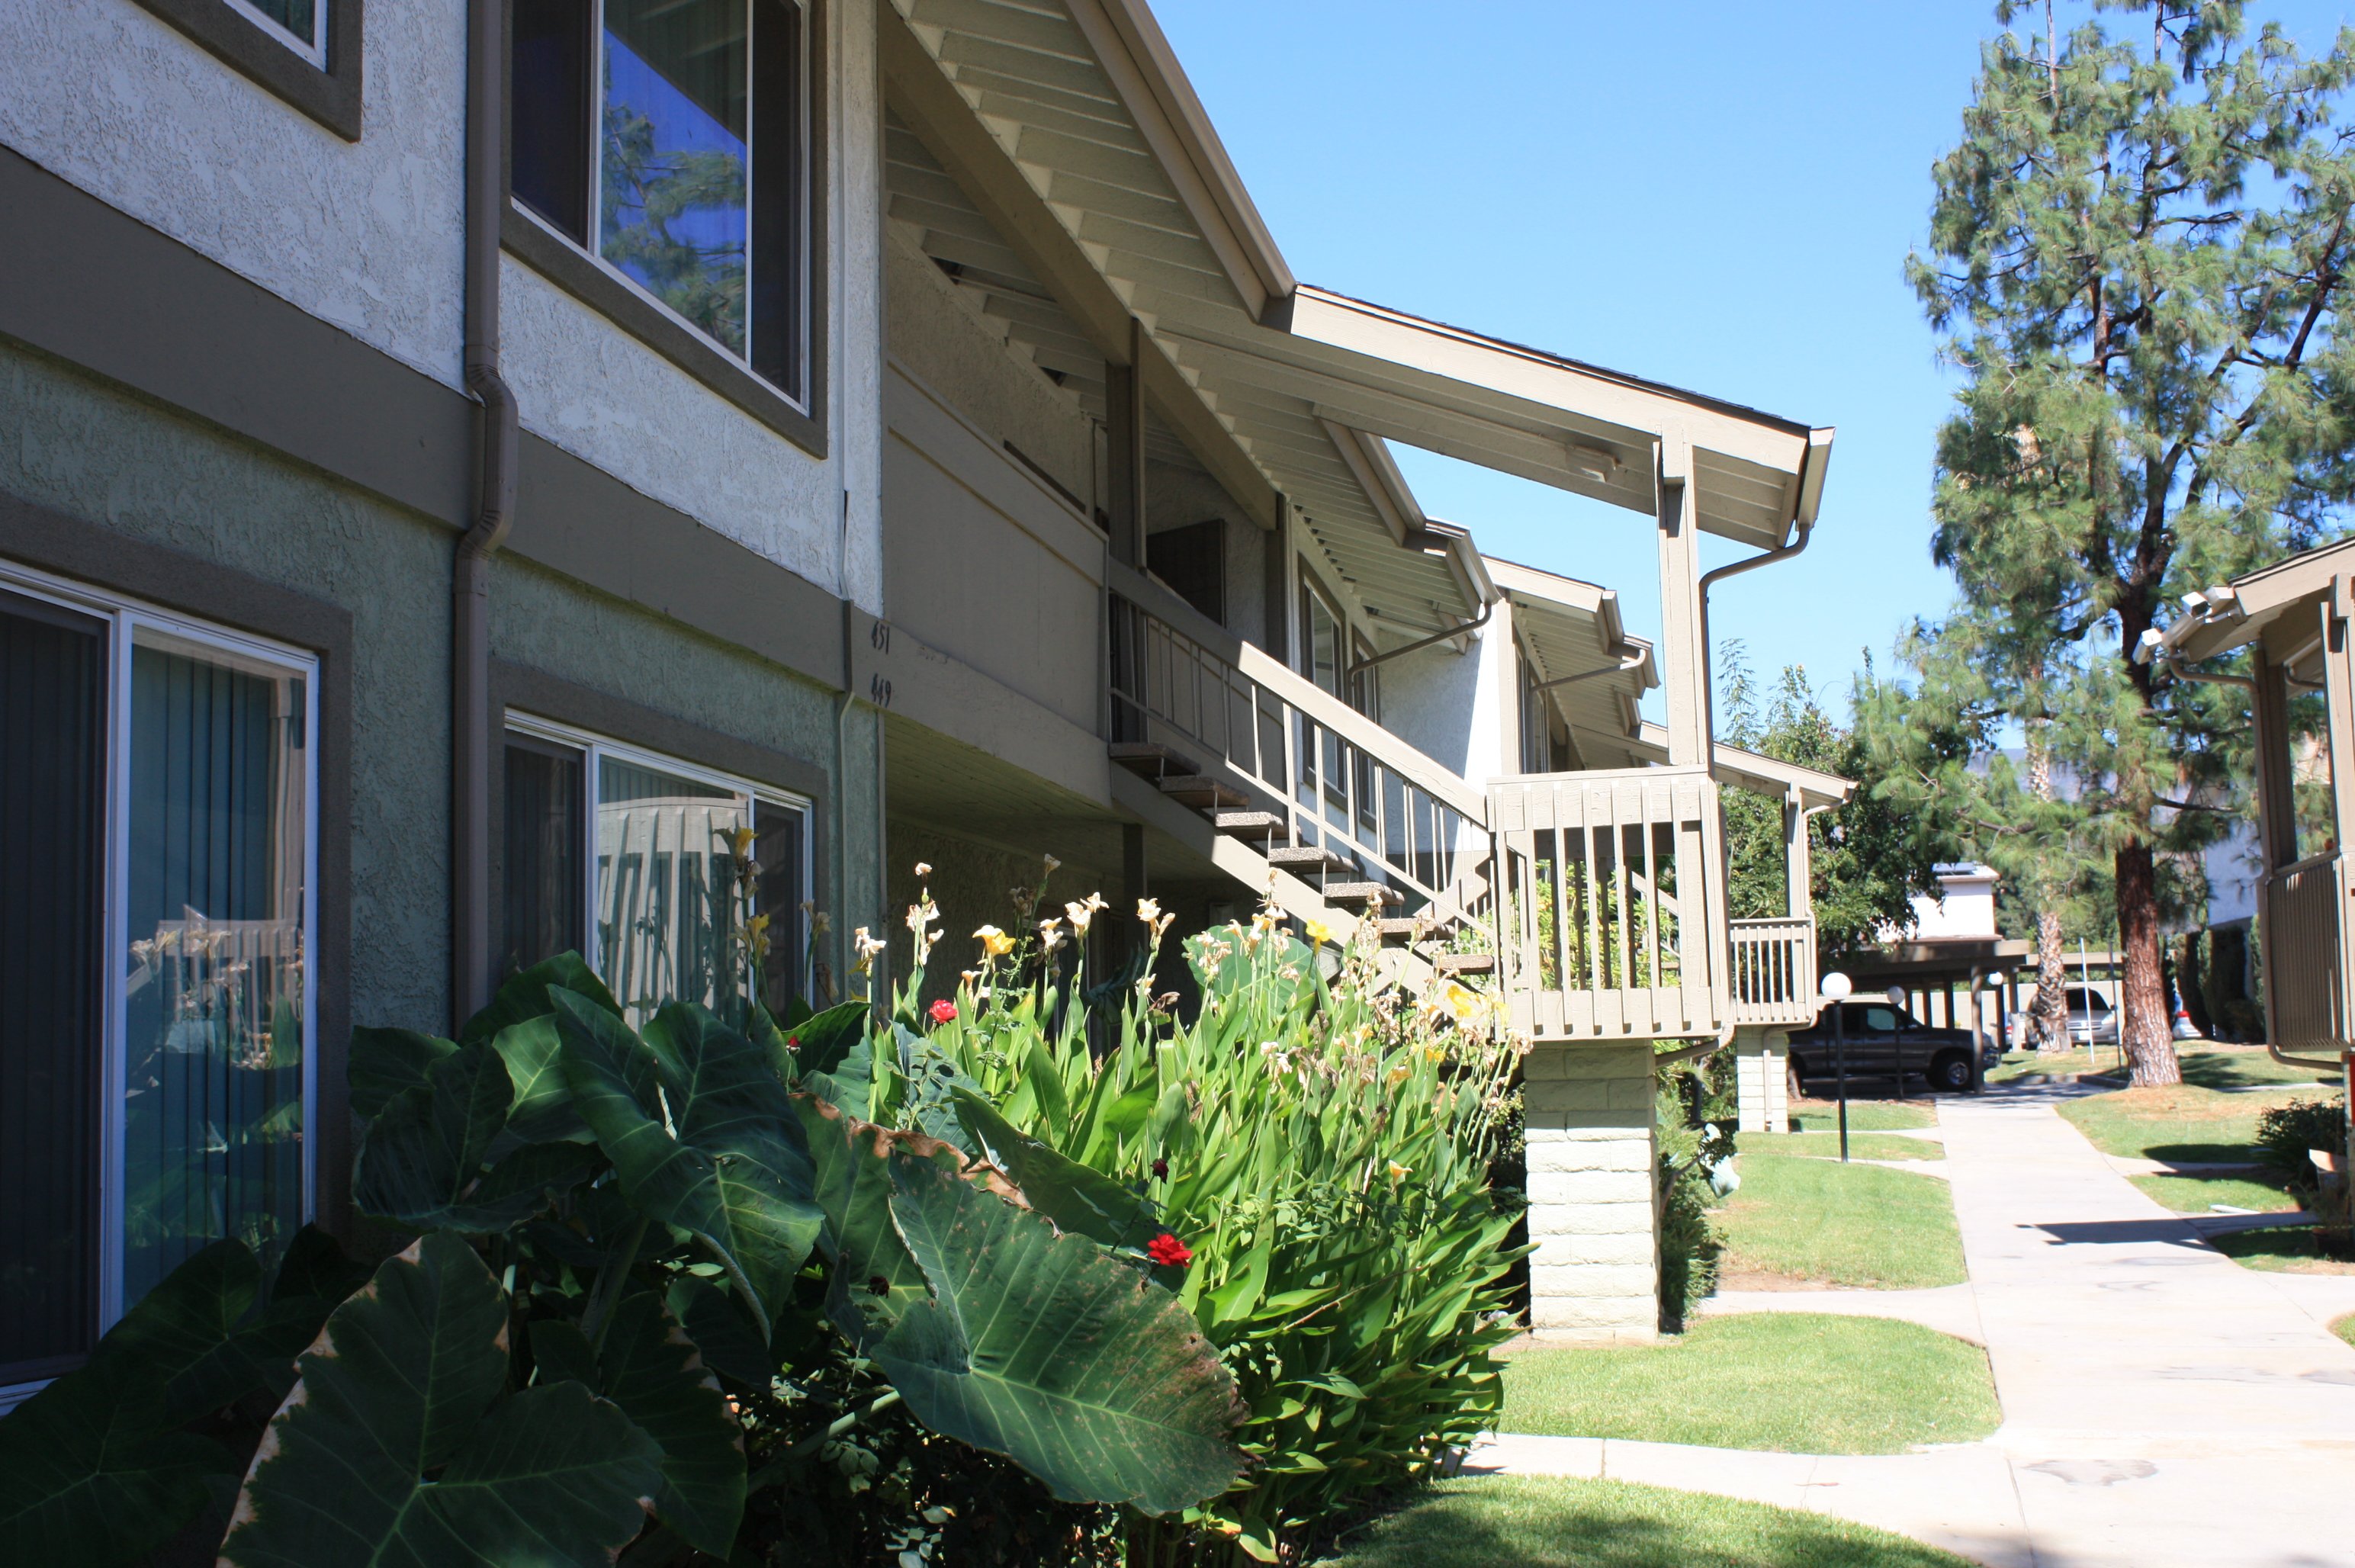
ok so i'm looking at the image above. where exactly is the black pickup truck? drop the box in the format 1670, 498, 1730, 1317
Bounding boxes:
1785, 1001, 2003, 1095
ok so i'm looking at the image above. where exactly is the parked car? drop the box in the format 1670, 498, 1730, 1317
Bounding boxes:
1787, 1001, 2002, 1095
2008, 983, 2122, 1048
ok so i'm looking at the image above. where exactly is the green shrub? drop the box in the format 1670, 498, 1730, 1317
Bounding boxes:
1655, 1051, 1734, 1328
2257, 1095, 2349, 1219
906, 894, 1524, 1565
0, 955, 1242, 1566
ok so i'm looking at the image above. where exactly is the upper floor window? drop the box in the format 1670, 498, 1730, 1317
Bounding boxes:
1, 566, 317, 1398
503, 716, 811, 1029
228, 0, 326, 66
512, 0, 811, 403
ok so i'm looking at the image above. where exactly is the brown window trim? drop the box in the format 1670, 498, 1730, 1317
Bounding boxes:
500, 0, 830, 460
486, 659, 832, 983
131, 0, 364, 142
0, 494, 357, 1242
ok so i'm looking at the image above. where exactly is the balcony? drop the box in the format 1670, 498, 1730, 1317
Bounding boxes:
1490, 767, 1730, 1041
1728, 915, 1820, 1029
2266, 852, 2350, 1051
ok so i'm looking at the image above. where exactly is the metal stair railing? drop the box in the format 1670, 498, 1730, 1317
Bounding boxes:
1106, 564, 1493, 940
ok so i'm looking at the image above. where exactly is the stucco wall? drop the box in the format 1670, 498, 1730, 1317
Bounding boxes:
1523, 1041, 1659, 1341
1376, 631, 1486, 777
0, 0, 885, 612
0, 336, 452, 1034
0, 0, 467, 389
882, 230, 1093, 508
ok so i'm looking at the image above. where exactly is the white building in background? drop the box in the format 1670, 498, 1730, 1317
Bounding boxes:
1907, 864, 2001, 940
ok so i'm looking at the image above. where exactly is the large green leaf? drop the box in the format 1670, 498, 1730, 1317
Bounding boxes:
553, 992, 824, 1335
791, 1096, 957, 1346
0, 1233, 362, 1565
489, 1014, 591, 1148
348, 1028, 457, 1120
0, 1354, 231, 1566
597, 1292, 744, 1556
458, 952, 623, 1049
220, 1235, 661, 1567
869, 1149, 1245, 1515
787, 999, 872, 1076
353, 1043, 588, 1233
953, 1090, 1162, 1253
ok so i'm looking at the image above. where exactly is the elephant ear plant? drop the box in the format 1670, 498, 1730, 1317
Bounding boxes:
0, 955, 1245, 1566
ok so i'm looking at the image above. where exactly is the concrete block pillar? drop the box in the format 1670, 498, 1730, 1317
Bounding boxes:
1523, 1041, 1659, 1341
1733, 1027, 1791, 1133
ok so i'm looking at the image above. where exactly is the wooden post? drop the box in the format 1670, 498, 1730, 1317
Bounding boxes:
2251, 644, 2299, 875
1654, 427, 1711, 768
1262, 493, 1292, 662
1782, 790, 1810, 920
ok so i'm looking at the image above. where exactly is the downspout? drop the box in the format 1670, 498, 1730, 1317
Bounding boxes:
1698, 516, 1813, 649
1531, 647, 1648, 692
453, 0, 520, 1029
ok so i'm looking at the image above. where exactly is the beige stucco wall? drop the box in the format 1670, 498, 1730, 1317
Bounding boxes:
1524, 1041, 1659, 1340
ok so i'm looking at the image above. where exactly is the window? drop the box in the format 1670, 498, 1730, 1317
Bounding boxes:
512, 0, 811, 403
0, 567, 317, 1396
1301, 580, 1344, 701
1148, 519, 1225, 626
502, 717, 810, 1028
227, 0, 326, 66
130, 0, 361, 140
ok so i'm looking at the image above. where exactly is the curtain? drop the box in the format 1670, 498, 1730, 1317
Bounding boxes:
121, 637, 307, 1309
503, 737, 586, 976
0, 591, 106, 1382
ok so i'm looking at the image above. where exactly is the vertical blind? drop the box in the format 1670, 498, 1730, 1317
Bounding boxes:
0, 592, 106, 1383
121, 635, 308, 1309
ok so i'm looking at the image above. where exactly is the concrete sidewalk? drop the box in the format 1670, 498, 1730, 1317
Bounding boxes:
1482, 1081, 2355, 1567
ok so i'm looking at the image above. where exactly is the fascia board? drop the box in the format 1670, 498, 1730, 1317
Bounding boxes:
1079, 0, 1295, 307
1280, 288, 1818, 478
1634, 721, 1855, 808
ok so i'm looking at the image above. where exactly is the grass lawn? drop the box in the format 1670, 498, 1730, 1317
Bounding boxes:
1499, 1314, 1998, 1455
2208, 1226, 2355, 1276
1746, 1131, 1943, 1162
2058, 1081, 2334, 1165
1987, 1046, 2107, 1084
1719, 1154, 1968, 1289
2128, 1171, 2299, 1215
1317, 1475, 1977, 1568
2336, 1315, 2355, 1348
1788, 1097, 1937, 1133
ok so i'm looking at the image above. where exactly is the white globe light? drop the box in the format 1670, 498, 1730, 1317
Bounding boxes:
1820, 972, 1852, 1001
1887, 985, 1908, 1008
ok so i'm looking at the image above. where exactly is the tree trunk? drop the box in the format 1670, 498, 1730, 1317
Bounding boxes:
2115, 841, 2181, 1088
2026, 738, 2071, 1052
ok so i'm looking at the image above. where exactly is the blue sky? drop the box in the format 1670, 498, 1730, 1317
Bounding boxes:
1157, 1, 2355, 722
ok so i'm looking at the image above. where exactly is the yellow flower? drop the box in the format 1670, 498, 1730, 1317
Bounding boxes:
1303, 918, 1335, 948
1043, 853, 1062, 874
973, 924, 1015, 959
913, 861, 932, 879
1038, 917, 1066, 953
729, 826, 757, 859
1386, 1062, 1412, 1084
1437, 979, 1482, 1025
1386, 1161, 1412, 1183
1136, 898, 1161, 924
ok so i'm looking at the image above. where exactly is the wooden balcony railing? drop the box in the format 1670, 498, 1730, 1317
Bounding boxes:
2265, 851, 2353, 1051
1491, 767, 1729, 1041
1728, 916, 1818, 1029
1107, 571, 1493, 934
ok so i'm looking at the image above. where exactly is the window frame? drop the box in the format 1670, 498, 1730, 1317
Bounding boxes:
503, 710, 815, 1007
131, 0, 364, 141
0, 559, 321, 1405
503, 0, 828, 456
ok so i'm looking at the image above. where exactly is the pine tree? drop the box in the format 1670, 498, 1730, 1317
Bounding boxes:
1903, 0, 2355, 1087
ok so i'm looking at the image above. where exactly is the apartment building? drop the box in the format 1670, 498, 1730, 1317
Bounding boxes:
0, 0, 1836, 1395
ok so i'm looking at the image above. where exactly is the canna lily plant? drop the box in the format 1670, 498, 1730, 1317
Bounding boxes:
893, 887, 1527, 1565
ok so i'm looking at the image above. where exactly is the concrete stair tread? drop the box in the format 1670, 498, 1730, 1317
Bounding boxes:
1321, 882, 1402, 908
1266, 846, 1352, 873
1157, 775, 1251, 808
1434, 953, 1496, 974
1209, 810, 1284, 840
1109, 741, 1202, 779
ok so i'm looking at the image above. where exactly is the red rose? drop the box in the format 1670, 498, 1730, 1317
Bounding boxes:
787, 1035, 801, 1050
928, 999, 957, 1024
1146, 1233, 1194, 1268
